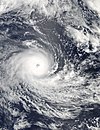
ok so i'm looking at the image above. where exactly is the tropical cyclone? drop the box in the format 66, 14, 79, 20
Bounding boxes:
0, 0, 100, 130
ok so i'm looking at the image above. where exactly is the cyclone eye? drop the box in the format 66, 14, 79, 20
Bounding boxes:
30, 53, 50, 78
36, 64, 40, 67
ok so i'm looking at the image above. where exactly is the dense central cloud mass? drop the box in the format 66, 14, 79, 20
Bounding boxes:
6, 48, 53, 80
